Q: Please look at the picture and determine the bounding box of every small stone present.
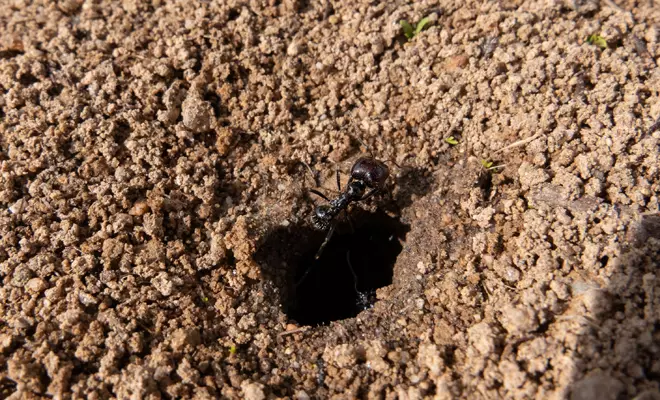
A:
[241,381,266,400]
[25,277,47,294]
[468,322,495,355]
[500,304,538,335]
[176,358,200,384]
[58,0,82,13]
[417,343,444,378]
[111,213,133,233]
[102,238,124,261]
[582,289,610,316]
[295,390,311,400]
[570,373,623,400]
[152,272,174,296]
[287,40,303,56]
[417,261,427,273]
[285,323,298,332]
[445,55,469,71]
[215,126,234,156]
[550,280,570,300]
[9,198,26,214]
[518,162,549,188]
[182,95,213,133]
[504,266,521,282]
[170,328,201,351]
[500,360,526,390]
[129,200,150,216]
[0,334,13,352]
[11,266,34,287]
[371,36,385,55]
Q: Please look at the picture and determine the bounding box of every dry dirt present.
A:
[1,0,660,399]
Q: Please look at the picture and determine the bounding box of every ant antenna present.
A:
[353,135,375,159]
[301,160,320,188]
[348,118,375,159]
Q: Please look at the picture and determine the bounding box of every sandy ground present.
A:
[1,0,660,398]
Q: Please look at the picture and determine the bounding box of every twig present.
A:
[648,116,660,136]
[492,279,520,292]
[556,315,603,331]
[278,327,309,337]
[493,133,542,154]
[602,0,625,12]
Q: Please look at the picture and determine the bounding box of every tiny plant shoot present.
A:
[400,16,431,40]
[481,159,494,169]
[445,136,459,145]
[586,34,608,49]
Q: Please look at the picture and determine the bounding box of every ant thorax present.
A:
[311,181,365,231]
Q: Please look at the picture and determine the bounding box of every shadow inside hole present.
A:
[255,209,409,326]
[391,167,435,209]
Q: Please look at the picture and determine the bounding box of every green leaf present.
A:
[229,345,237,354]
[400,20,414,39]
[481,159,494,169]
[445,136,459,145]
[415,17,431,35]
[586,34,608,49]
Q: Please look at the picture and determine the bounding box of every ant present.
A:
[308,156,390,259]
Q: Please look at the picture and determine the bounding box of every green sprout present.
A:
[400,16,431,40]
[481,159,494,169]
[586,34,608,49]
[445,136,459,145]
[229,345,237,354]
[202,297,209,303]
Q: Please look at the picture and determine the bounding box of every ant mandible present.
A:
[309,156,390,259]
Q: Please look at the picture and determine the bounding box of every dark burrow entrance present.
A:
[255,209,409,326]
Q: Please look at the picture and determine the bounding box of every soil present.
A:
[1,0,660,399]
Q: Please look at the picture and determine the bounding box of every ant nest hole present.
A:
[256,209,409,326]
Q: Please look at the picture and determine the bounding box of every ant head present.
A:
[312,205,332,230]
[351,157,389,189]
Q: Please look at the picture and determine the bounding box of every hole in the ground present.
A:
[255,209,409,326]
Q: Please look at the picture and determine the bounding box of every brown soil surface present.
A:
[1,0,660,399]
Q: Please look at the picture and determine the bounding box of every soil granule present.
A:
[1,0,660,399]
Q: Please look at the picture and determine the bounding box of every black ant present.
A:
[309,156,390,259]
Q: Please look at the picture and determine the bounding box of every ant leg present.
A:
[346,250,359,293]
[360,188,378,201]
[343,209,355,233]
[309,189,331,202]
[294,221,337,288]
[315,222,337,260]
[385,188,396,205]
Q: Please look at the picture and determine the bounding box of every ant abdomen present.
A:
[312,205,333,230]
